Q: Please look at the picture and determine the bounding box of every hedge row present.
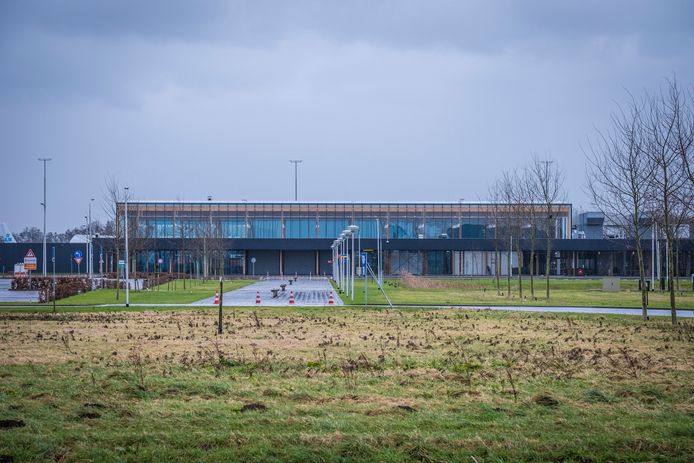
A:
[12,276,91,302]
[11,272,189,302]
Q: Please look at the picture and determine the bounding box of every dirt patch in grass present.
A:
[0,419,25,429]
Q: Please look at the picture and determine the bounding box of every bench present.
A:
[271,289,279,298]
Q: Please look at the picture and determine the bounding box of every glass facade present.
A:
[119,201,573,241]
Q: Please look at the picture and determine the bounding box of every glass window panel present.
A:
[356,219,379,238]
[285,218,314,238]
[154,219,173,238]
[251,219,280,238]
[221,219,246,238]
[318,218,349,239]
[389,219,416,239]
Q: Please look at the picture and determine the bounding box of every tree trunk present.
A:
[507,249,511,298]
[545,229,552,300]
[634,232,648,321]
[667,232,677,325]
[517,241,523,299]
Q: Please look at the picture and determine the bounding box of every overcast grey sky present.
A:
[1,0,693,231]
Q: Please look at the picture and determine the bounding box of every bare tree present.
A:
[529,156,564,300]
[669,79,694,187]
[102,176,131,299]
[644,80,693,324]
[487,184,503,296]
[499,170,525,299]
[521,166,540,300]
[586,95,654,321]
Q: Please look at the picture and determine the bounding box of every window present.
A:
[285,217,315,238]
[251,219,280,238]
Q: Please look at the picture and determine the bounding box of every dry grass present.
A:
[1,308,691,386]
[1,307,693,461]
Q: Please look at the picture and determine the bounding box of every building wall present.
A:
[283,251,315,276]
[247,250,279,276]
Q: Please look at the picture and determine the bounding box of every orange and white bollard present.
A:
[213,291,220,305]
[328,291,334,305]
[289,291,295,305]
[255,291,261,305]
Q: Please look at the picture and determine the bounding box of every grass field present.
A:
[336,277,694,309]
[52,279,254,305]
[1,306,692,462]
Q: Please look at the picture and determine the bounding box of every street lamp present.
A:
[289,160,303,201]
[124,187,130,307]
[88,198,94,280]
[342,229,352,298]
[84,215,88,277]
[38,158,52,276]
[348,225,359,302]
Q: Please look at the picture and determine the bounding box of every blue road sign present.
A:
[73,250,83,259]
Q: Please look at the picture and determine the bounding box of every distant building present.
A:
[2,201,692,277]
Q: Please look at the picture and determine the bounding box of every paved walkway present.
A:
[193,277,343,306]
[0,279,39,303]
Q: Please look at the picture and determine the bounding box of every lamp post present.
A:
[335,240,339,290]
[84,215,89,278]
[343,229,352,298]
[88,198,94,280]
[124,186,130,307]
[289,160,303,201]
[38,158,52,276]
[348,225,359,303]
[339,232,346,292]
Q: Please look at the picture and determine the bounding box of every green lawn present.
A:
[0,307,692,462]
[335,277,694,309]
[55,279,255,305]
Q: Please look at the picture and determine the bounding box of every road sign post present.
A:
[24,249,37,289]
[73,250,83,276]
[23,249,37,271]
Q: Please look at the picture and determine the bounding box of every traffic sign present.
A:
[24,249,37,270]
[118,259,125,269]
[74,257,82,266]
[250,257,256,264]
[73,250,83,259]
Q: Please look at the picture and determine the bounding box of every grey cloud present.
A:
[0,1,693,230]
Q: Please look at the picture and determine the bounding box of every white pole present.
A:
[84,215,89,279]
[349,225,359,302]
[89,198,94,280]
[351,232,355,302]
[377,218,381,285]
[38,158,51,276]
[124,187,130,307]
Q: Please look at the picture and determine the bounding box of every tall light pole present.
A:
[343,229,352,298]
[84,215,88,277]
[88,198,94,280]
[289,160,303,201]
[124,186,130,307]
[348,225,359,303]
[38,158,52,276]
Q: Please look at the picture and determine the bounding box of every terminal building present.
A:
[95,200,691,278]
[1,200,692,278]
